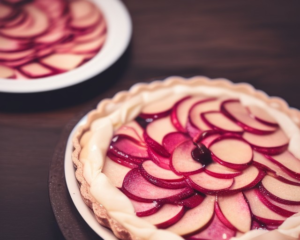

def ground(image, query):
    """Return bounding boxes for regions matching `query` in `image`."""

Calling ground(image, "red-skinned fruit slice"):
[122,168,194,203]
[174,193,204,209]
[20,62,53,78]
[166,196,215,236]
[221,99,278,134]
[0,65,14,78]
[243,129,289,155]
[0,36,29,52]
[247,105,279,127]
[244,189,286,225]
[75,20,106,43]
[162,132,190,154]
[1,5,49,39]
[102,157,131,188]
[188,98,220,131]
[260,175,300,204]
[130,199,161,217]
[187,213,236,240]
[140,160,186,189]
[209,135,253,170]
[205,163,242,179]
[40,53,85,71]
[187,171,234,194]
[171,140,203,175]
[0,3,14,20]
[217,192,251,233]
[140,160,183,181]
[201,111,244,134]
[69,0,94,20]
[186,119,201,138]
[140,95,183,120]
[170,96,207,132]
[214,202,236,230]
[107,151,138,169]
[0,48,34,61]
[109,135,148,164]
[115,121,145,142]
[144,116,176,157]
[70,34,106,54]
[70,6,102,30]
[194,130,221,147]
[147,147,170,170]
[265,151,300,179]
[141,204,185,229]
[252,151,300,186]
[229,165,264,192]
[255,188,297,217]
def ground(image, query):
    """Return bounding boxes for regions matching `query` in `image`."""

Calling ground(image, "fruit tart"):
[72,77,300,240]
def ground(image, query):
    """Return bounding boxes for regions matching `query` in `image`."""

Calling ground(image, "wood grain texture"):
[1,0,300,239]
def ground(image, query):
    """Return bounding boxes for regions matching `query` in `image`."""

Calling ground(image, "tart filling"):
[73,77,300,240]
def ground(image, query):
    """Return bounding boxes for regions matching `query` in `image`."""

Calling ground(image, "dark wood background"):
[1,0,300,239]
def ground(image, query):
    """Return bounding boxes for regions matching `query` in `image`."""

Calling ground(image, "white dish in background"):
[65,114,118,240]
[0,0,132,93]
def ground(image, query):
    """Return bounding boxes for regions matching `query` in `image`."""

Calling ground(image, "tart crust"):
[72,76,300,240]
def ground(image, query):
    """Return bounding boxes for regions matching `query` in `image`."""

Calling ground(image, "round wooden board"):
[49,112,103,240]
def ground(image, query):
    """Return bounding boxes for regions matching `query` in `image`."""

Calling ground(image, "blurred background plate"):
[0,0,132,93]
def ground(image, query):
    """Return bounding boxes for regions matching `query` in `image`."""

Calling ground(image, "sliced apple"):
[20,62,53,78]
[0,65,14,78]
[194,130,221,147]
[107,151,138,169]
[144,116,176,157]
[244,189,286,225]
[171,140,203,175]
[141,204,185,228]
[0,5,49,38]
[243,129,289,155]
[140,160,186,189]
[205,163,242,179]
[109,135,148,164]
[221,99,277,134]
[255,188,296,217]
[260,175,300,204]
[266,151,300,179]
[102,157,131,188]
[170,96,207,132]
[188,171,233,194]
[166,196,215,235]
[201,111,244,134]
[252,151,300,186]
[162,132,190,154]
[189,98,221,131]
[40,53,85,71]
[215,202,236,230]
[247,105,278,127]
[122,168,194,203]
[229,165,264,192]
[218,192,251,232]
[148,147,170,170]
[174,193,204,209]
[209,135,253,170]
[140,94,183,120]
[186,119,201,138]
[130,199,161,217]
[141,160,183,181]
[115,120,145,142]
[188,214,236,240]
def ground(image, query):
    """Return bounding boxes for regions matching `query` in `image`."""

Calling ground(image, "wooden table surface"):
[1,1,300,239]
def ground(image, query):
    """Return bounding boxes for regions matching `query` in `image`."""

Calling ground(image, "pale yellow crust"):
[72,76,300,240]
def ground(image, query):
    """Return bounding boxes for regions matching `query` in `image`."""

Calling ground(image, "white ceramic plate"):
[65,114,117,240]
[0,0,132,93]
